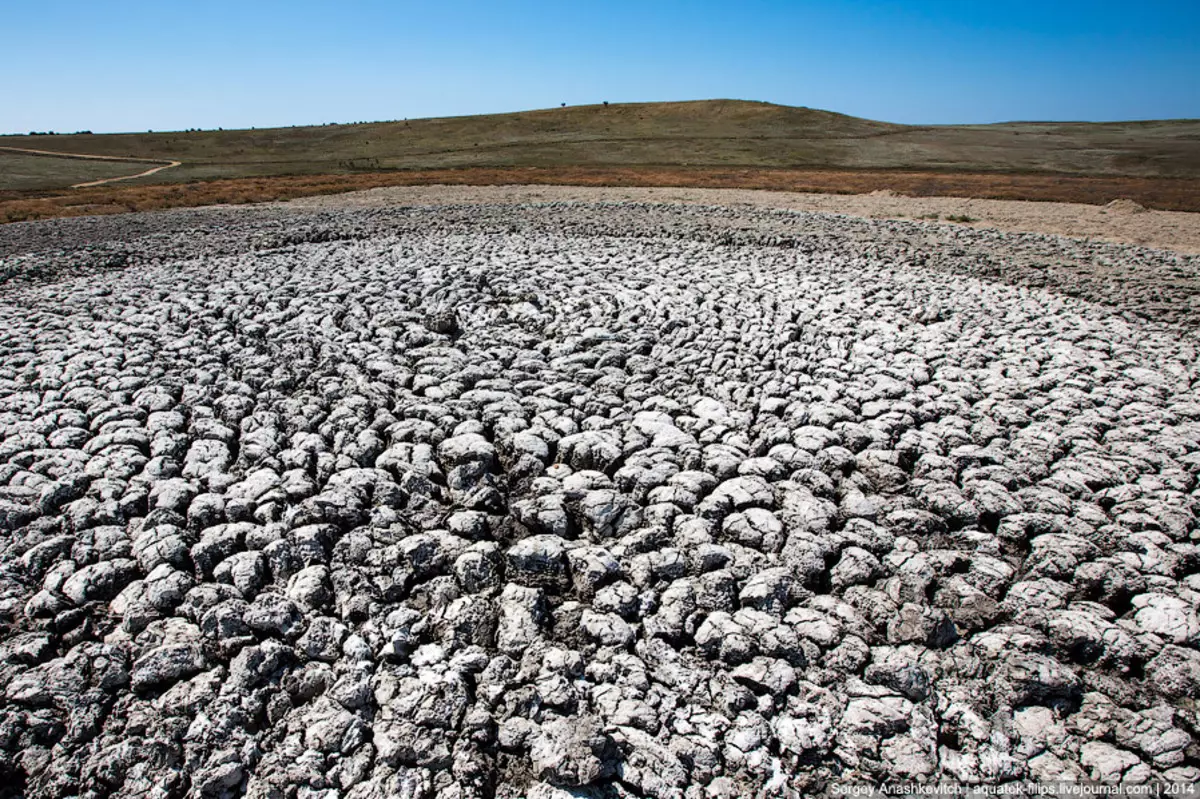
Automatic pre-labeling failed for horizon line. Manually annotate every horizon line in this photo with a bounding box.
[3,98,1198,138]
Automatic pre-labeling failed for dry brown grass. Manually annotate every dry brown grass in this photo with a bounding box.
[2,166,1197,224]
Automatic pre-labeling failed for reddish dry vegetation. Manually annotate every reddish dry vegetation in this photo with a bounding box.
[2,166,1197,223]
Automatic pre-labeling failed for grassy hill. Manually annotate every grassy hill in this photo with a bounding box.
[2,100,1198,223]
[3,100,1198,192]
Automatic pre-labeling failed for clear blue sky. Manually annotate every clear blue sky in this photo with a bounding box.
[2,0,1197,134]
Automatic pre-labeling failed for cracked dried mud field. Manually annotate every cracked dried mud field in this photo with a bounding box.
[0,193,1199,797]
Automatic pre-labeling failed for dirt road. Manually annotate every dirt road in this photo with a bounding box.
[0,145,180,187]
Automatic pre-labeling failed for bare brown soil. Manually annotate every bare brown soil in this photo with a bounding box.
[1,165,1197,226]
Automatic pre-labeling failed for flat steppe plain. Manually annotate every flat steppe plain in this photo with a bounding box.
[0,194,1198,797]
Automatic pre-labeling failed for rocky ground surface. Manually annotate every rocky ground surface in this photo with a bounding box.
[0,202,1198,798]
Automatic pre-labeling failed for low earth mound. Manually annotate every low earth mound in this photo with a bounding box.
[0,204,1198,797]
[1106,198,1149,214]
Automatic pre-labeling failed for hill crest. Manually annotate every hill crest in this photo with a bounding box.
[1,99,1197,193]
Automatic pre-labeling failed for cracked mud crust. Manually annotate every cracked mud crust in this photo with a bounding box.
[282,185,1200,255]
[0,202,1198,797]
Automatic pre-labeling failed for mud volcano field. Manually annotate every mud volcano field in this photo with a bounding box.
[1,202,1199,798]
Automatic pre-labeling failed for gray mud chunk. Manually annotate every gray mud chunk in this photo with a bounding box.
[438,433,497,470]
[842,695,913,737]
[201,600,254,652]
[425,307,460,335]
[21,535,76,575]
[865,660,932,702]
[566,545,621,597]
[149,477,199,513]
[594,581,640,619]
[441,594,498,648]
[143,564,195,611]
[244,592,306,638]
[191,523,248,577]
[193,762,245,796]
[298,616,349,662]
[557,431,621,473]
[497,584,546,655]
[831,546,884,590]
[738,567,796,615]
[724,507,784,551]
[731,656,797,695]
[287,564,334,610]
[1131,593,1200,645]
[455,543,503,593]
[131,644,206,692]
[134,524,192,572]
[447,510,490,539]
[300,697,367,754]
[529,715,619,786]
[1145,645,1200,698]
[580,610,636,647]
[38,475,91,514]
[0,499,38,531]
[999,652,1081,707]
[1080,741,1147,782]
[229,639,294,690]
[506,535,569,588]
[514,494,573,538]
[695,611,756,663]
[213,550,267,596]
[62,558,140,604]
[183,439,233,479]
[579,490,640,539]
[700,476,775,518]
[612,725,689,796]
[887,603,958,648]
[0,632,55,665]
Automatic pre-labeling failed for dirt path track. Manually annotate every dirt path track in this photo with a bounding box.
[0,145,180,187]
